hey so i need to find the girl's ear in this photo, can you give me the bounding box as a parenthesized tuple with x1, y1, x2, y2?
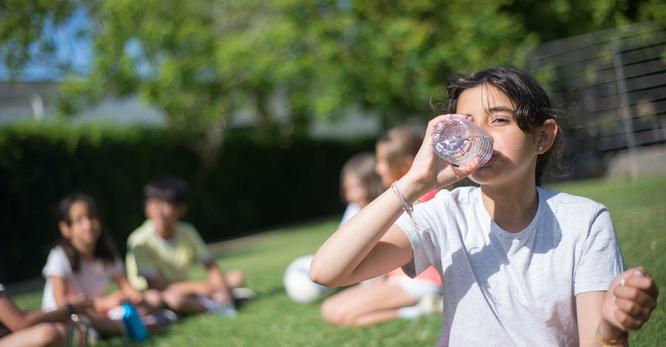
(537, 119, 558, 154)
(59, 221, 71, 238)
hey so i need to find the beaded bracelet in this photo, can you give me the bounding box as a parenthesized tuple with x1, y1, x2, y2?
(596, 331, 628, 347)
(391, 182, 415, 224)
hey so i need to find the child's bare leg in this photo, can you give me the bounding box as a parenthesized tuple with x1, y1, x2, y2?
(0, 323, 65, 347)
(161, 285, 208, 315)
(321, 280, 417, 327)
(139, 289, 164, 313)
(352, 309, 401, 327)
(165, 280, 215, 297)
(87, 314, 124, 336)
(223, 269, 245, 289)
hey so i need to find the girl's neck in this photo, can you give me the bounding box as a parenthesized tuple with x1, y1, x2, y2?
(480, 182, 539, 233)
(74, 245, 96, 261)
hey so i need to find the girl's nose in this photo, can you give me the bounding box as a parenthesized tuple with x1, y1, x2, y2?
(158, 205, 171, 217)
(80, 217, 93, 230)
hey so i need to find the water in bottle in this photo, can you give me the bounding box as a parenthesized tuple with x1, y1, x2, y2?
(432, 116, 493, 166)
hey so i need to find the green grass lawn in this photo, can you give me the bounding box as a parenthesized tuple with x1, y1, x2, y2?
(11, 176, 666, 346)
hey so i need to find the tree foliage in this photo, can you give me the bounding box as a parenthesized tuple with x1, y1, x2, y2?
(1, 0, 662, 171)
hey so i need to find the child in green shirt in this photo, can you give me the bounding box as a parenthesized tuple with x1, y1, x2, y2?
(126, 177, 252, 316)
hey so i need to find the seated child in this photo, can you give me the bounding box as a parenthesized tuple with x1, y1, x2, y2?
(312, 67, 659, 345)
(339, 152, 385, 226)
(41, 193, 169, 338)
(126, 177, 252, 317)
(0, 282, 91, 347)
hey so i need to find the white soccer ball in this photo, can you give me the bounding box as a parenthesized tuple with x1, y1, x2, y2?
(284, 255, 327, 304)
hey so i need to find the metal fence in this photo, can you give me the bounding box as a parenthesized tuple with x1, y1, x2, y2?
(529, 22, 666, 179)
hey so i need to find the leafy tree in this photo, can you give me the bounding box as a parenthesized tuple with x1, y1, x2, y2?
(2, 0, 662, 179)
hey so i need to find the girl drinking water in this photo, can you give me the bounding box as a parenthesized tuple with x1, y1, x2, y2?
(41, 193, 169, 337)
(311, 67, 658, 345)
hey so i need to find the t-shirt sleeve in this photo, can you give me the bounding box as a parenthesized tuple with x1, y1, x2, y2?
(42, 247, 73, 279)
(187, 227, 213, 264)
(395, 210, 440, 279)
(574, 207, 625, 295)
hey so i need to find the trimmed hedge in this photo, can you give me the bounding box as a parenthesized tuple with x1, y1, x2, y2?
(0, 123, 375, 284)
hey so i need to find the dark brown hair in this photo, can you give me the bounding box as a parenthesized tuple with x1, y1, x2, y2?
(375, 126, 423, 170)
(144, 177, 188, 205)
(57, 193, 119, 273)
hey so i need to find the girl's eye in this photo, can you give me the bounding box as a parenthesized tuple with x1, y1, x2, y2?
(491, 117, 510, 124)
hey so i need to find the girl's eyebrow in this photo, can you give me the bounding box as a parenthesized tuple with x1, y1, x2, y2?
(488, 106, 515, 114)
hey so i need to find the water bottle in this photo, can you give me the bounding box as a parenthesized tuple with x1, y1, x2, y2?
(66, 313, 98, 347)
(120, 302, 149, 342)
(432, 116, 493, 166)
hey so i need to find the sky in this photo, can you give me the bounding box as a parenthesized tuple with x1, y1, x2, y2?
(0, 8, 92, 81)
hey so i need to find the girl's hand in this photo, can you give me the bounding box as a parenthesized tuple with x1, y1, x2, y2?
(92, 297, 104, 312)
(127, 289, 144, 305)
(602, 267, 658, 331)
(402, 114, 483, 198)
(69, 295, 93, 314)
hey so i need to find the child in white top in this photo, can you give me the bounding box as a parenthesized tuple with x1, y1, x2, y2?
(338, 152, 385, 226)
(42, 193, 164, 336)
(311, 67, 658, 346)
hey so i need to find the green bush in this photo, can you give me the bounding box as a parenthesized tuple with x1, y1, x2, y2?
(0, 122, 374, 283)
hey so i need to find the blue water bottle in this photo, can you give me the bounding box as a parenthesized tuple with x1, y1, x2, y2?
(121, 302, 149, 342)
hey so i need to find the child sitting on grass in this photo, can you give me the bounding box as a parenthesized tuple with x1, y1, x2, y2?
(41, 193, 171, 339)
(320, 127, 444, 327)
(0, 282, 91, 347)
(126, 177, 254, 317)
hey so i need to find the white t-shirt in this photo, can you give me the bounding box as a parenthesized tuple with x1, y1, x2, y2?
(339, 203, 360, 226)
(396, 186, 624, 347)
(41, 245, 124, 311)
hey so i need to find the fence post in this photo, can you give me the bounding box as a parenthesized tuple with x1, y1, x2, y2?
(611, 37, 638, 180)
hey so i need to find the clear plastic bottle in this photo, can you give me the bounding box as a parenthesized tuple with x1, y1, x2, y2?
(432, 116, 493, 166)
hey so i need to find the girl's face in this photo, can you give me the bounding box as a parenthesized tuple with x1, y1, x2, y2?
(456, 84, 542, 187)
(60, 201, 101, 254)
(375, 145, 411, 188)
(343, 172, 369, 208)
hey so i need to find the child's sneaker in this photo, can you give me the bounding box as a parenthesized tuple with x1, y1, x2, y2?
(154, 309, 178, 327)
(231, 287, 256, 307)
(142, 309, 178, 332)
(212, 303, 238, 319)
